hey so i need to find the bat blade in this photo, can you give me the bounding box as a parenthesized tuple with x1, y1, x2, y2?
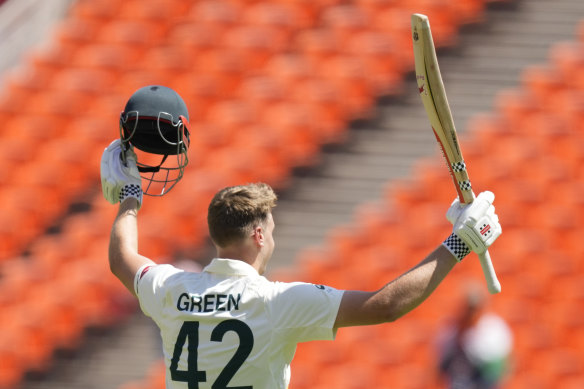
(411, 13, 501, 294)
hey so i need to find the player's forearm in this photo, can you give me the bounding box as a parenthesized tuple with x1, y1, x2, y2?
(109, 199, 139, 257)
(380, 244, 457, 322)
(335, 245, 458, 328)
(108, 199, 143, 291)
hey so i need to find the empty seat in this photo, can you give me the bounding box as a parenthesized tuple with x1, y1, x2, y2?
(287, 79, 347, 143)
(189, 1, 241, 30)
(263, 53, 315, 90)
(222, 25, 286, 70)
(117, 0, 189, 21)
(521, 64, 565, 107)
(294, 29, 340, 68)
(345, 30, 405, 95)
(241, 2, 302, 40)
(69, 0, 122, 21)
(167, 23, 224, 58)
(235, 75, 285, 116)
(70, 43, 141, 72)
(192, 51, 246, 99)
(320, 4, 369, 45)
(54, 17, 100, 47)
(316, 56, 375, 119)
(97, 20, 165, 47)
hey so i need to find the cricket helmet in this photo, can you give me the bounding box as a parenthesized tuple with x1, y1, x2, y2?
(119, 85, 190, 196)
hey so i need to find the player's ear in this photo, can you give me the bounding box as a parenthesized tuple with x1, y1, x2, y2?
(252, 226, 265, 247)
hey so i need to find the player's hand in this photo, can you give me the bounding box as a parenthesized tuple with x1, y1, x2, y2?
(100, 139, 143, 208)
(446, 191, 501, 256)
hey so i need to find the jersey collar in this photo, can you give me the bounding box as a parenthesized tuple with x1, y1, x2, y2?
(203, 258, 259, 277)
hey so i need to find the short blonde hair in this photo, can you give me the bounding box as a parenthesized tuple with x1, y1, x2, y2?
(207, 183, 277, 247)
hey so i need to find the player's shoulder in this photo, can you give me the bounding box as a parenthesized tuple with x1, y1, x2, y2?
(135, 263, 190, 294)
(138, 263, 181, 280)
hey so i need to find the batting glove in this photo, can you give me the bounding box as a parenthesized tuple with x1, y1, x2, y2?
(100, 139, 143, 208)
(443, 191, 502, 261)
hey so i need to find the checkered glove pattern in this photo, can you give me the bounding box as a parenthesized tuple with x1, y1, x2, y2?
(445, 191, 502, 256)
(443, 233, 471, 261)
(119, 184, 143, 205)
(100, 139, 143, 208)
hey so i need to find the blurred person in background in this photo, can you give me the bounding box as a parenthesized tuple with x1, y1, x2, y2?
(436, 283, 513, 389)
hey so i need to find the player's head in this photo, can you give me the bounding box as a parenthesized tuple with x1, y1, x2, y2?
(120, 85, 190, 196)
(208, 183, 277, 253)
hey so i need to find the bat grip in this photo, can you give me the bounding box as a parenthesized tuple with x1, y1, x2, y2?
(478, 250, 501, 294)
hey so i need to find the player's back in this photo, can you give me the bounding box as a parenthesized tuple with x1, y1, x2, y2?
(135, 259, 343, 389)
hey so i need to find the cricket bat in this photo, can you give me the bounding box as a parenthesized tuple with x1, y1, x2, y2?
(411, 13, 501, 294)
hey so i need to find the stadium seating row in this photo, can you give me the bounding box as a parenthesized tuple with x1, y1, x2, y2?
(0, 0, 488, 262)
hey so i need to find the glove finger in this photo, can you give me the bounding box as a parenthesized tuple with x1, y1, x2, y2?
(124, 146, 138, 163)
(103, 181, 119, 204)
(446, 198, 463, 224)
(477, 191, 495, 205)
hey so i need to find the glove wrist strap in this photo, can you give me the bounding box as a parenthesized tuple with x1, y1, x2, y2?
(119, 184, 143, 207)
(442, 233, 471, 262)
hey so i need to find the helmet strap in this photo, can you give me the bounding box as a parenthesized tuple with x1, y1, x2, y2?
(137, 154, 168, 173)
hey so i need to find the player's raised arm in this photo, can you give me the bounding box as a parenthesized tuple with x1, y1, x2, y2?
(101, 139, 153, 295)
(101, 85, 191, 296)
(334, 191, 501, 328)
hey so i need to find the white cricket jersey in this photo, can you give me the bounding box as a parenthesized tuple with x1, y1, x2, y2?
(134, 258, 344, 389)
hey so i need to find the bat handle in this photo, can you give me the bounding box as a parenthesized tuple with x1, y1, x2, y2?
(478, 250, 501, 294)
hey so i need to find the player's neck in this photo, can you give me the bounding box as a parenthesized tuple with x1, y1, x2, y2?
(215, 244, 263, 274)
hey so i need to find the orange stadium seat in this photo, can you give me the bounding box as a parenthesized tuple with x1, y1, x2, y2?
(189, 0, 242, 30)
(222, 25, 287, 71)
(54, 17, 100, 47)
(354, 0, 400, 16)
(117, 0, 190, 22)
(0, 78, 37, 115)
(294, 28, 340, 70)
(345, 30, 405, 95)
(235, 75, 286, 117)
(256, 101, 322, 166)
(367, 7, 415, 67)
(241, 2, 303, 41)
(493, 88, 540, 130)
(0, 337, 26, 389)
(521, 64, 565, 107)
(204, 99, 254, 138)
(192, 51, 246, 99)
(316, 56, 376, 119)
(271, 0, 333, 27)
(408, 0, 460, 47)
(287, 79, 347, 144)
(0, 189, 53, 259)
(263, 53, 316, 91)
(26, 88, 87, 118)
(69, 43, 142, 73)
(550, 41, 584, 90)
(450, 0, 486, 25)
(141, 46, 196, 75)
(96, 19, 166, 47)
(320, 4, 369, 45)
(69, 0, 122, 21)
(167, 22, 224, 60)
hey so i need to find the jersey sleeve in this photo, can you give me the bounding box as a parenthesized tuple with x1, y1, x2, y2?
(267, 281, 344, 344)
(134, 264, 182, 319)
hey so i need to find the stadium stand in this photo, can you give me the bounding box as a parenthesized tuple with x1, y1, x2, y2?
(117, 8, 584, 389)
(0, 0, 582, 388)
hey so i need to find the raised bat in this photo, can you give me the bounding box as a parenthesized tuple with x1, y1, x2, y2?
(411, 13, 501, 294)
